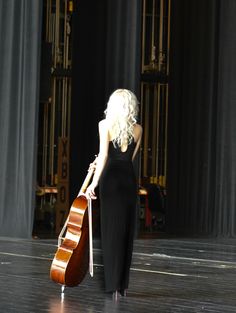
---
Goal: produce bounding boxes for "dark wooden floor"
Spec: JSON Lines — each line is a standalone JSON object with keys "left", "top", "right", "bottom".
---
{"left": 0, "top": 236, "right": 236, "bottom": 313}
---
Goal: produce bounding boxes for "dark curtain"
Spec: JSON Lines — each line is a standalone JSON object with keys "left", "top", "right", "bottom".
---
{"left": 0, "top": 1, "right": 42, "bottom": 238}
{"left": 105, "top": 0, "right": 142, "bottom": 97}
{"left": 214, "top": 0, "right": 236, "bottom": 236}
{"left": 70, "top": 0, "right": 107, "bottom": 200}
{"left": 167, "top": 0, "right": 236, "bottom": 236}
{"left": 70, "top": 0, "right": 141, "bottom": 201}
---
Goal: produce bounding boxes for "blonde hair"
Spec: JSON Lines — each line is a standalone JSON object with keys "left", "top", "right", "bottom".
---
{"left": 104, "top": 89, "right": 139, "bottom": 147}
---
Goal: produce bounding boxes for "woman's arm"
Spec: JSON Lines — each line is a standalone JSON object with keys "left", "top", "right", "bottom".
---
{"left": 86, "top": 120, "right": 109, "bottom": 199}
{"left": 132, "top": 124, "right": 143, "bottom": 161}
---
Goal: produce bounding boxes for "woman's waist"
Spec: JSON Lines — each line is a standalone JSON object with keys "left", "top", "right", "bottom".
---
{"left": 107, "top": 156, "right": 133, "bottom": 162}
{"left": 105, "top": 158, "right": 134, "bottom": 168}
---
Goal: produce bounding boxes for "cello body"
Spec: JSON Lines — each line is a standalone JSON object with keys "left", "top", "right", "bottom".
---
{"left": 50, "top": 161, "right": 95, "bottom": 287}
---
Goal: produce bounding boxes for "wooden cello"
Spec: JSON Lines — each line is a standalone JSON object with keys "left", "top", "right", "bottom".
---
{"left": 50, "top": 159, "right": 95, "bottom": 288}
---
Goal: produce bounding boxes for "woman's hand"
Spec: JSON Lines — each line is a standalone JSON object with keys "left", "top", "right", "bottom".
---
{"left": 86, "top": 183, "right": 97, "bottom": 200}
{"left": 88, "top": 158, "right": 97, "bottom": 172}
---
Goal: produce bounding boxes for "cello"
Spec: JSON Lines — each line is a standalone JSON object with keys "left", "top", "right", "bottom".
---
{"left": 50, "top": 159, "right": 96, "bottom": 289}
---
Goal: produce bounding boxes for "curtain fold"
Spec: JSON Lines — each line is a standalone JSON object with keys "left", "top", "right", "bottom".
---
{"left": 214, "top": 0, "right": 236, "bottom": 236}
{"left": 167, "top": 0, "right": 236, "bottom": 237}
{"left": 0, "top": 0, "right": 42, "bottom": 238}
{"left": 70, "top": 0, "right": 141, "bottom": 202}
{"left": 105, "top": 0, "right": 141, "bottom": 97}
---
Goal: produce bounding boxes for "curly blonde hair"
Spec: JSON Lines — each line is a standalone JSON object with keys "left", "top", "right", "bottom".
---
{"left": 104, "top": 89, "right": 139, "bottom": 148}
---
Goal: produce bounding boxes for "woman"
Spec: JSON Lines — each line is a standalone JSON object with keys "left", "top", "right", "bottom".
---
{"left": 86, "top": 89, "right": 142, "bottom": 299}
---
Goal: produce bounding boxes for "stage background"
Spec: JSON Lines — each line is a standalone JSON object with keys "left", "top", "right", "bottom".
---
{"left": 167, "top": 0, "right": 236, "bottom": 236}
{"left": 0, "top": 0, "right": 236, "bottom": 238}
{"left": 70, "top": 0, "right": 142, "bottom": 201}
{"left": 0, "top": 0, "right": 42, "bottom": 238}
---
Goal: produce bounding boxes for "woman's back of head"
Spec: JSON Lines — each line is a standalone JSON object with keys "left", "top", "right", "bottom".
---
{"left": 105, "top": 89, "right": 139, "bottom": 147}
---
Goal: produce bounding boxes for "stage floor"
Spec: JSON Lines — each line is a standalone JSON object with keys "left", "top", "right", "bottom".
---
{"left": 0, "top": 236, "right": 236, "bottom": 313}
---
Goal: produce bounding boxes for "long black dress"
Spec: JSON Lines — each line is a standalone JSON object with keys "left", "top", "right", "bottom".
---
{"left": 99, "top": 138, "right": 137, "bottom": 293}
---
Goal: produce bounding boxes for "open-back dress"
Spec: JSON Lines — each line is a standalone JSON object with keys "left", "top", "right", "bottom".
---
{"left": 99, "top": 138, "right": 137, "bottom": 293}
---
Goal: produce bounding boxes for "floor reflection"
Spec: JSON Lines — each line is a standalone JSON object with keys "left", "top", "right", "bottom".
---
{"left": 49, "top": 297, "right": 65, "bottom": 313}
{"left": 49, "top": 295, "right": 105, "bottom": 313}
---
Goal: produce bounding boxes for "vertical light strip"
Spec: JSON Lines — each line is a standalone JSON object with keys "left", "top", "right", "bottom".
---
{"left": 151, "top": 0, "right": 156, "bottom": 64}
{"left": 164, "top": 84, "right": 169, "bottom": 187}
{"left": 43, "top": 102, "right": 49, "bottom": 186}
{"left": 156, "top": 83, "right": 161, "bottom": 180}
{"left": 50, "top": 79, "right": 56, "bottom": 185}
{"left": 141, "top": 0, "right": 146, "bottom": 73}
{"left": 143, "top": 84, "right": 150, "bottom": 177}
{"left": 167, "top": 0, "right": 171, "bottom": 75}
{"left": 159, "top": 0, "right": 164, "bottom": 71}
{"left": 152, "top": 84, "right": 157, "bottom": 177}
{"left": 55, "top": 0, "right": 60, "bottom": 67}
{"left": 67, "top": 80, "right": 71, "bottom": 138}
{"left": 139, "top": 83, "right": 144, "bottom": 182}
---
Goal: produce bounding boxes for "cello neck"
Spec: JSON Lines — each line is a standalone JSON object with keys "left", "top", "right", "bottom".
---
{"left": 79, "top": 158, "right": 96, "bottom": 194}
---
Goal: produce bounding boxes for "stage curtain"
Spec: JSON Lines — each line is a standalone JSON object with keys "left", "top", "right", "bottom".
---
{"left": 167, "top": 0, "right": 236, "bottom": 236}
{"left": 0, "top": 1, "right": 42, "bottom": 238}
{"left": 105, "top": 0, "right": 142, "bottom": 97}
{"left": 70, "top": 0, "right": 141, "bottom": 201}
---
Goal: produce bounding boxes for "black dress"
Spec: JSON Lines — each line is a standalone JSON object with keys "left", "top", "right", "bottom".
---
{"left": 99, "top": 139, "right": 137, "bottom": 293}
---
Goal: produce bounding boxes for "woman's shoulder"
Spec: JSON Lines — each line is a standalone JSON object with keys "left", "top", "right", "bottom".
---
{"left": 134, "top": 123, "right": 143, "bottom": 133}
{"left": 98, "top": 119, "right": 109, "bottom": 129}
{"left": 133, "top": 123, "right": 142, "bottom": 142}
{"left": 98, "top": 119, "right": 110, "bottom": 138}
